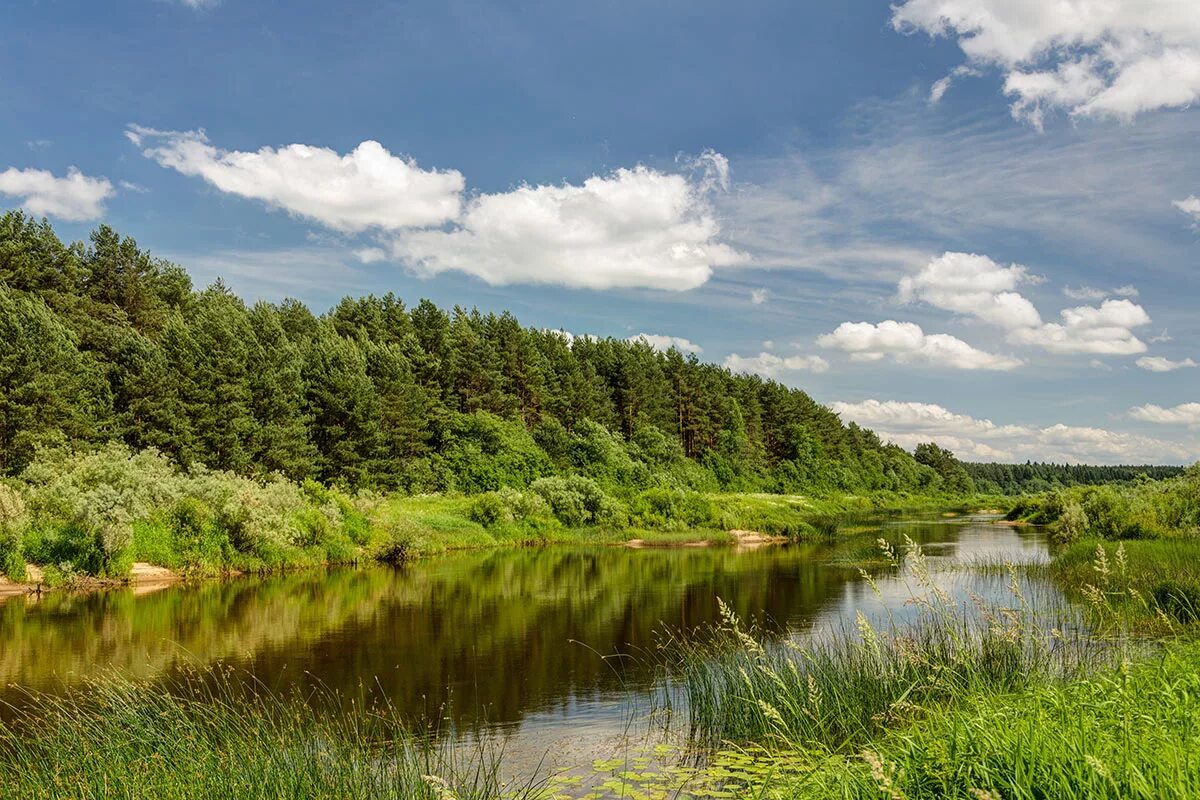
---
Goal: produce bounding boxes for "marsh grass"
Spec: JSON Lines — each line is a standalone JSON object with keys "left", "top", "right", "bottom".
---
{"left": 766, "top": 642, "right": 1200, "bottom": 799}
{"left": 0, "top": 666, "right": 550, "bottom": 800}
{"left": 656, "top": 537, "right": 1120, "bottom": 754}
{"left": 1050, "top": 538, "right": 1200, "bottom": 631}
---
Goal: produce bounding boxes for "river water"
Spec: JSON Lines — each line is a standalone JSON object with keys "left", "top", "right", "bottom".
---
{"left": 0, "top": 513, "right": 1055, "bottom": 774}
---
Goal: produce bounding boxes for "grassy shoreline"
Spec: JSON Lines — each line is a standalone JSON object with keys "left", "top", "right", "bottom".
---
{"left": 1, "top": 445, "right": 1011, "bottom": 596}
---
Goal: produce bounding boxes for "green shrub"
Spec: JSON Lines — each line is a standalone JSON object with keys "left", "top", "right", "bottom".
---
{"left": 468, "top": 492, "right": 509, "bottom": 527}
{"left": 629, "top": 488, "right": 714, "bottom": 530}
{"left": 1, "top": 525, "right": 24, "bottom": 581}
{"left": 530, "top": 476, "right": 625, "bottom": 528}
{"left": 1053, "top": 500, "right": 1089, "bottom": 543}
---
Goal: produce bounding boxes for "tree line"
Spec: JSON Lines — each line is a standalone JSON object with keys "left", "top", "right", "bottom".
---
{"left": 965, "top": 462, "right": 1185, "bottom": 495}
{"left": 10, "top": 210, "right": 1149, "bottom": 498}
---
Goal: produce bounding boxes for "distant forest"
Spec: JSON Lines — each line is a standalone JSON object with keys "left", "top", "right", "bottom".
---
{"left": 964, "top": 462, "right": 1186, "bottom": 495}
{"left": 0, "top": 212, "right": 1180, "bottom": 498}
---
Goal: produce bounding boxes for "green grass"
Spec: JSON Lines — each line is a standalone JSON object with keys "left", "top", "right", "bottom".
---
{"left": 657, "top": 539, "right": 1112, "bottom": 754}
{"left": 761, "top": 643, "right": 1200, "bottom": 799}
{"left": 0, "top": 667, "right": 547, "bottom": 800}
{"left": 1049, "top": 538, "right": 1200, "bottom": 629}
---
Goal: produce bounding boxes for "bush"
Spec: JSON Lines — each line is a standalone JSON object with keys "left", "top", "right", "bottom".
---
{"left": 468, "top": 488, "right": 552, "bottom": 528}
{"left": 437, "top": 412, "right": 552, "bottom": 493}
{"left": 0, "top": 484, "right": 27, "bottom": 580}
{"left": 468, "top": 492, "right": 508, "bottom": 527}
{"left": 1053, "top": 501, "right": 1089, "bottom": 543}
{"left": 529, "top": 476, "right": 625, "bottom": 528}
{"left": 629, "top": 488, "right": 714, "bottom": 530}
{"left": 0, "top": 525, "right": 24, "bottom": 581}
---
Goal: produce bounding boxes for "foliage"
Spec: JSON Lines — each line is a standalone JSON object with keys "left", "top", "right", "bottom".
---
{"left": 0, "top": 667, "right": 547, "bottom": 800}
{"left": 966, "top": 460, "right": 1186, "bottom": 494}
{"left": 1009, "top": 466, "right": 1200, "bottom": 542}
{"left": 11, "top": 444, "right": 392, "bottom": 576}
{"left": 0, "top": 212, "right": 1012, "bottom": 500}
{"left": 529, "top": 475, "right": 626, "bottom": 528}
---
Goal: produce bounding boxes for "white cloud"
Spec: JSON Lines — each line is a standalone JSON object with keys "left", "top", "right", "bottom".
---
{"left": 724, "top": 352, "right": 829, "bottom": 378}
{"left": 0, "top": 166, "right": 113, "bottom": 221}
{"left": 1062, "top": 285, "right": 1109, "bottom": 302}
{"left": 1136, "top": 356, "right": 1197, "bottom": 372}
{"left": 895, "top": 252, "right": 1153, "bottom": 359}
{"left": 750, "top": 288, "right": 769, "bottom": 305}
{"left": 897, "top": 251, "right": 1042, "bottom": 330}
{"left": 1008, "top": 298, "right": 1151, "bottom": 355}
{"left": 892, "top": 0, "right": 1200, "bottom": 126}
{"left": 1063, "top": 284, "right": 1138, "bottom": 301}
{"left": 817, "top": 320, "right": 1022, "bottom": 371}
{"left": 1130, "top": 402, "right": 1200, "bottom": 426}
{"left": 390, "top": 159, "right": 744, "bottom": 290}
{"left": 832, "top": 399, "right": 1198, "bottom": 463}
{"left": 353, "top": 247, "right": 387, "bottom": 264}
{"left": 127, "top": 126, "right": 464, "bottom": 232}
{"left": 630, "top": 333, "right": 703, "bottom": 354}
{"left": 1176, "top": 195, "right": 1200, "bottom": 225}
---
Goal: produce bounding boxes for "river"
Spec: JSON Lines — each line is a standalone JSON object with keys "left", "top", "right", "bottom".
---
{"left": 0, "top": 513, "right": 1056, "bottom": 776}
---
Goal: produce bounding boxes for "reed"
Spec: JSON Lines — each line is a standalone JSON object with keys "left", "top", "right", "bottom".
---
{"left": 0, "top": 666, "right": 547, "bottom": 800}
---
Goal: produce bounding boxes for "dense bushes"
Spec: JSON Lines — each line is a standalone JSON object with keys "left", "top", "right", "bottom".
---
{"left": 6, "top": 444, "right": 390, "bottom": 579}
{"left": 1008, "top": 466, "right": 1200, "bottom": 543}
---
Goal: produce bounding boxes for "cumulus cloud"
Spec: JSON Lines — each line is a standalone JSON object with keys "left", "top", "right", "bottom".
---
{"left": 897, "top": 252, "right": 1043, "bottom": 329}
{"left": 1136, "top": 356, "right": 1197, "bottom": 372}
{"left": 127, "top": 126, "right": 464, "bottom": 232}
{"left": 723, "top": 352, "right": 829, "bottom": 378}
{"left": 1008, "top": 298, "right": 1151, "bottom": 355}
{"left": 895, "top": 251, "right": 1153, "bottom": 358}
{"left": 1177, "top": 195, "right": 1200, "bottom": 225}
{"left": 892, "top": 0, "right": 1200, "bottom": 126}
{"left": 0, "top": 166, "right": 113, "bottom": 221}
{"left": 817, "top": 320, "right": 1022, "bottom": 371}
{"left": 390, "top": 160, "right": 744, "bottom": 290}
{"left": 832, "top": 399, "right": 1198, "bottom": 463}
{"left": 1130, "top": 402, "right": 1200, "bottom": 426}
{"left": 629, "top": 333, "right": 703, "bottom": 354}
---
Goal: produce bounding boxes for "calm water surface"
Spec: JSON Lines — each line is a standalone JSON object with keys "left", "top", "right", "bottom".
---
{"left": 0, "top": 514, "right": 1055, "bottom": 770}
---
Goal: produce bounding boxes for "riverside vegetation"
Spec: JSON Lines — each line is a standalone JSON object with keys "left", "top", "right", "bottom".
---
{"left": 1, "top": 212, "right": 997, "bottom": 585}
{"left": 3, "top": 212, "right": 1199, "bottom": 798}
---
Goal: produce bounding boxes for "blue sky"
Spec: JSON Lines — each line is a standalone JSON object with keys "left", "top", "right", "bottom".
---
{"left": 3, "top": 0, "right": 1198, "bottom": 464}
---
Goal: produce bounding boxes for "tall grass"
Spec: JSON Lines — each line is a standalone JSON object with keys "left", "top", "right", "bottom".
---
{"left": 770, "top": 642, "right": 1200, "bottom": 799}
{"left": 0, "top": 667, "right": 547, "bottom": 800}
{"left": 657, "top": 537, "right": 1119, "bottom": 753}
{"left": 1051, "top": 538, "right": 1200, "bottom": 629}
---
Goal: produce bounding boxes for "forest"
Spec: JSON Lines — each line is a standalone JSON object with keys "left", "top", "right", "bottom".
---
{"left": 965, "top": 461, "right": 1185, "bottom": 494}
{"left": 0, "top": 211, "right": 970, "bottom": 497}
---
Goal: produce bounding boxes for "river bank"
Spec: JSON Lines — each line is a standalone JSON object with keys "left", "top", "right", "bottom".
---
{"left": 0, "top": 487, "right": 1007, "bottom": 600}
{"left": 7, "top": 522, "right": 1198, "bottom": 798}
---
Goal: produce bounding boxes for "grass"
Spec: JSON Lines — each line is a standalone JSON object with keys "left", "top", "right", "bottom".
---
{"left": 1049, "top": 538, "right": 1200, "bottom": 629}
{"left": 758, "top": 642, "right": 1200, "bottom": 799}
{"left": 0, "top": 667, "right": 548, "bottom": 800}
{"left": 656, "top": 537, "right": 1115, "bottom": 754}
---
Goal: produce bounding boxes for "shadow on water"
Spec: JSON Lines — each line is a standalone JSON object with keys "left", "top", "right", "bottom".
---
{"left": 0, "top": 514, "right": 1058, "bottom": 768}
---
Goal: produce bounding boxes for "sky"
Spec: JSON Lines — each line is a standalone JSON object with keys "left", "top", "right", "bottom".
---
{"left": 2, "top": 0, "right": 1198, "bottom": 465}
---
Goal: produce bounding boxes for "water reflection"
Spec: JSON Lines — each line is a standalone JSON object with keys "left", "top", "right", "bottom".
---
{"left": 0, "top": 515, "right": 1055, "bottom": 746}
